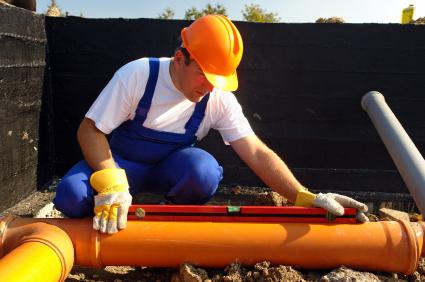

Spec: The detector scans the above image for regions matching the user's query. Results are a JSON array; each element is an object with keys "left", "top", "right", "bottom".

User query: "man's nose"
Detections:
[{"left": 204, "top": 79, "right": 214, "bottom": 92}]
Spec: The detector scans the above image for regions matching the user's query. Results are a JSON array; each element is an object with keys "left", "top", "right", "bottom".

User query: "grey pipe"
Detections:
[{"left": 361, "top": 91, "right": 425, "bottom": 213}]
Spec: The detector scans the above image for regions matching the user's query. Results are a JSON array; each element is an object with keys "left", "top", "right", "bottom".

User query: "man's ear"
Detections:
[{"left": 174, "top": 50, "right": 184, "bottom": 66}]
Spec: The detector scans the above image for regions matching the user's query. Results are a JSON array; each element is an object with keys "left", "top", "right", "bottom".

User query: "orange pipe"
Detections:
[
  {"left": 1, "top": 216, "right": 424, "bottom": 276},
  {"left": 0, "top": 216, "right": 74, "bottom": 282}
]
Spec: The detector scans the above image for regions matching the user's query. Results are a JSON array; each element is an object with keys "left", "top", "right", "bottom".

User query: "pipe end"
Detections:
[{"left": 361, "top": 91, "right": 384, "bottom": 111}]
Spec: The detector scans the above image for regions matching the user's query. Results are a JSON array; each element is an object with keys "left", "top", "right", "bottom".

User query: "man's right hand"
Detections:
[{"left": 90, "top": 168, "right": 132, "bottom": 234}]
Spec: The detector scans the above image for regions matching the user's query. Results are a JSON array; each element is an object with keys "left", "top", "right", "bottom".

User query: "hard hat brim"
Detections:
[{"left": 204, "top": 70, "right": 239, "bottom": 92}]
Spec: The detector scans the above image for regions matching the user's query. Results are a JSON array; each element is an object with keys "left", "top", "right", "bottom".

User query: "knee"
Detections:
[
  {"left": 178, "top": 152, "right": 223, "bottom": 204},
  {"left": 188, "top": 159, "right": 222, "bottom": 191},
  {"left": 54, "top": 165, "right": 94, "bottom": 218}
]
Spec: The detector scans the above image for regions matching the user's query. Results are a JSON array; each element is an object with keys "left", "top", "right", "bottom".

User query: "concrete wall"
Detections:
[
  {"left": 43, "top": 17, "right": 425, "bottom": 195},
  {"left": 0, "top": 4, "right": 45, "bottom": 211}
]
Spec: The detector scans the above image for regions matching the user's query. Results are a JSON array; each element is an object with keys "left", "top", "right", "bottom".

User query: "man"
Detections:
[{"left": 54, "top": 15, "right": 368, "bottom": 234}]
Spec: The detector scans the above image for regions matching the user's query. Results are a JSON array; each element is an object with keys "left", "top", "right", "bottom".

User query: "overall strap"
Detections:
[
  {"left": 135, "top": 58, "right": 160, "bottom": 122},
  {"left": 185, "top": 93, "right": 210, "bottom": 135}
]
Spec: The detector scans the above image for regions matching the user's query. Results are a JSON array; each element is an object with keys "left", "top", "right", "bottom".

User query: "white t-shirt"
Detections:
[{"left": 86, "top": 57, "right": 254, "bottom": 144}]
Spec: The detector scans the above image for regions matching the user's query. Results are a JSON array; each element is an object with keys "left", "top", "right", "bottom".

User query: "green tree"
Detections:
[
  {"left": 158, "top": 7, "right": 175, "bottom": 19},
  {"left": 242, "top": 4, "right": 280, "bottom": 23},
  {"left": 184, "top": 7, "right": 203, "bottom": 20},
  {"left": 184, "top": 3, "right": 228, "bottom": 20},
  {"left": 316, "top": 17, "right": 345, "bottom": 24},
  {"left": 203, "top": 3, "right": 227, "bottom": 16}
]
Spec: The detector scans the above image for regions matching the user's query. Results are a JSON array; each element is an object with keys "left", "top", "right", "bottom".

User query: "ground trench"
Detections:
[{"left": 1, "top": 184, "right": 424, "bottom": 281}]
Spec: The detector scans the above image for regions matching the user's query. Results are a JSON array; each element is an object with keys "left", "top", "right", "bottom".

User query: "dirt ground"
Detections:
[{"left": 2, "top": 184, "right": 425, "bottom": 282}]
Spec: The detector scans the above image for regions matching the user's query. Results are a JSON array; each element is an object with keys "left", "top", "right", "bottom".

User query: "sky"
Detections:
[{"left": 36, "top": 0, "right": 425, "bottom": 23}]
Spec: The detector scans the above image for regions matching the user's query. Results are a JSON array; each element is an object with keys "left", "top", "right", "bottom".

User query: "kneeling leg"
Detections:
[{"left": 145, "top": 147, "right": 223, "bottom": 204}]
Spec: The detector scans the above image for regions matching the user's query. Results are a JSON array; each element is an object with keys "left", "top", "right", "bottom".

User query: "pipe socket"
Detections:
[{"left": 0, "top": 216, "right": 74, "bottom": 282}]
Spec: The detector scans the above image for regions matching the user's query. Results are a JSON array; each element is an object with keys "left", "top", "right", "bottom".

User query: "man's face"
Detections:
[{"left": 174, "top": 51, "right": 214, "bottom": 102}]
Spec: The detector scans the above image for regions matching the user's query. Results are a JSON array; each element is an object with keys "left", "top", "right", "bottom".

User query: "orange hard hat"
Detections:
[{"left": 181, "top": 15, "right": 243, "bottom": 92}]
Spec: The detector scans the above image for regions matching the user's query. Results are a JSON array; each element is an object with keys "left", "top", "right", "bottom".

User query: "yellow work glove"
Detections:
[
  {"left": 295, "top": 189, "right": 369, "bottom": 222},
  {"left": 90, "top": 168, "right": 132, "bottom": 234}
]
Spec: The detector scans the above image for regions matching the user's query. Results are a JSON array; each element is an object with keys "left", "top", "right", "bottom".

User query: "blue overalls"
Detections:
[{"left": 54, "top": 58, "right": 223, "bottom": 218}]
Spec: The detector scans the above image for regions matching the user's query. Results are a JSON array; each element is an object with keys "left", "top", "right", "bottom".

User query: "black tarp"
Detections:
[{"left": 42, "top": 16, "right": 425, "bottom": 194}]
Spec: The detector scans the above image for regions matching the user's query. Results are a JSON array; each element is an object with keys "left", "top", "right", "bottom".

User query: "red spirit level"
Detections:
[{"left": 128, "top": 205, "right": 358, "bottom": 223}]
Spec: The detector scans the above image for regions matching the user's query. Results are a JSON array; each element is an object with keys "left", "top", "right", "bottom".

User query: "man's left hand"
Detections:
[
  {"left": 295, "top": 189, "right": 369, "bottom": 222},
  {"left": 313, "top": 193, "right": 369, "bottom": 222}
]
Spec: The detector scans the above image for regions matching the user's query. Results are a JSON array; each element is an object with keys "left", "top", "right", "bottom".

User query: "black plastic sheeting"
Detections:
[
  {"left": 0, "top": 4, "right": 45, "bottom": 211},
  {"left": 43, "top": 16, "right": 425, "bottom": 194}
]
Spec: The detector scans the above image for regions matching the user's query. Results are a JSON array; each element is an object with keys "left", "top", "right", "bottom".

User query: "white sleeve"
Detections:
[
  {"left": 85, "top": 59, "right": 148, "bottom": 134},
  {"left": 85, "top": 72, "right": 134, "bottom": 134},
  {"left": 213, "top": 92, "right": 255, "bottom": 143}
]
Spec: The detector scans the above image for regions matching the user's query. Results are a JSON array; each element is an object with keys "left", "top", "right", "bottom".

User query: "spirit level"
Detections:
[{"left": 128, "top": 205, "right": 358, "bottom": 223}]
